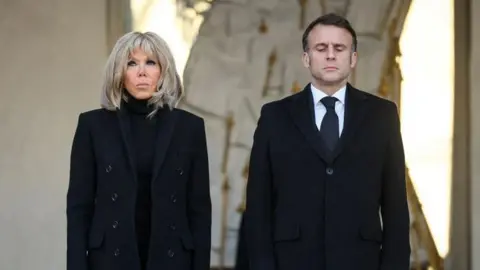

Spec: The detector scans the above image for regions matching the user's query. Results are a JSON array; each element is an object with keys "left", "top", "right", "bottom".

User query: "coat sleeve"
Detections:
[
  {"left": 66, "top": 113, "right": 96, "bottom": 270},
  {"left": 188, "top": 118, "right": 212, "bottom": 270},
  {"left": 245, "top": 104, "right": 275, "bottom": 270},
  {"left": 379, "top": 102, "right": 411, "bottom": 270}
]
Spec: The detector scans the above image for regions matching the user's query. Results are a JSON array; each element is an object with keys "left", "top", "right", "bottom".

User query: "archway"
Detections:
[
  {"left": 399, "top": 0, "right": 454, "bottom": 259},
  {"left": 127, "top": 0, "right": 449, "bottom": 268}
]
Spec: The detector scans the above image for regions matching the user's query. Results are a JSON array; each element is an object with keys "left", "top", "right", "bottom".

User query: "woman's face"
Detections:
[{"left": 123, "top": 48, "right": 161, "bottom": 100}]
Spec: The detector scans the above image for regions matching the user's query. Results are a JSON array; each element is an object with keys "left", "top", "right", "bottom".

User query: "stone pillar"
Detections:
[
  {"left": 471, "top": 1, "right": 480, "bottom": 268},
  {"left": 449, "top": 0, "right": 472, "bottom": 269},
  {"left": 454, "top": 0, "right": 480, "bottom": 269},
  {"left": 470, "top": 0, "right": 480, "bottom": 268},
  {"left": 0, "top": 1, "right": 109, "bottom": 270}
]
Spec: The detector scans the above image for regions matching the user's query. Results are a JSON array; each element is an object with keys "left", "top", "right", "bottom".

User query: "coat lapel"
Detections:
[
  {"left": 151, "top": 108, "right": 177, "bottom": 183},
  {"left": 117, "top": 106, "right": 178, "bottom": 184},
  {"left": 289, "top": 84, "right": 331, "bottom": 163},
  {"left": 331, "top": 83, "right": 368, "bottom": 161}
]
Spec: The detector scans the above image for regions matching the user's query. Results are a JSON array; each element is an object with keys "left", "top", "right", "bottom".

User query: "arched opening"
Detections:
[
  {"left": 399, "top": 0, "right": 454, "bottom": 258},
  {"left": 126, "top": 0, "right": 455, "bottom": 266}
]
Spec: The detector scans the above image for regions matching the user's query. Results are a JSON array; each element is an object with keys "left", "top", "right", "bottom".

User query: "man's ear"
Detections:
[
  {"left": 302, "top": 52, "right": 310, "bottom": 68},
  {"left": 350, "top": 51, "right": 358, "bottom": 68}
]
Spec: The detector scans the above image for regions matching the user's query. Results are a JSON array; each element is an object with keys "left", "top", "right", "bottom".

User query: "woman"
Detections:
[{"left": 66, "top": 31, "right": 211, "bottom": 270}]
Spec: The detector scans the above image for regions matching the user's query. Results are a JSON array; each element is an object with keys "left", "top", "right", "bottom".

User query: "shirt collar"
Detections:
[{"left": 310, "top": 83, "right": 347, "bottom": 106}]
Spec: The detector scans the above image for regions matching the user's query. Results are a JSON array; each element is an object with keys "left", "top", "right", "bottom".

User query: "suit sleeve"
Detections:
[
  {"left": 66, "top": 113, "right": 96, "bottom": 270},
  {"left": 380, "top": 103, "right": 411, "bottom": 270},
  {"left": 245, "top": 105, "right": 275, "bottom": 270},
  {"left": 188, "top": 118, "right": 212, "bottom": 270}
]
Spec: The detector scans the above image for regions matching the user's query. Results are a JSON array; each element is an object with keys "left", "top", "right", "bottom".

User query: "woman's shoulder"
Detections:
[
  {"left": 172, "top": 108, "right": 204, "bottom": 126},
  {"left": 79, "top": 108, "right": 115, "bottom": 118},
  {"left": 76, "top": 108, "right": 116, "bottom": 127}
]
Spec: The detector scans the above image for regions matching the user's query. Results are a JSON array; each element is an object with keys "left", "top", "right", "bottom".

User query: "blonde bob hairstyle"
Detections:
[{"left": 100, "top": 31, "right": 183, "bottom": 115}]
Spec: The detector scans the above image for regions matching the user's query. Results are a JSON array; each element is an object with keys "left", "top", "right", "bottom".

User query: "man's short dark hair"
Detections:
[{"left": 302, "top": 13, "right": 357, "bottom": 52}]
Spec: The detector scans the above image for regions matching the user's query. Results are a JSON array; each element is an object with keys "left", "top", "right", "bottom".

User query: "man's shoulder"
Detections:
[
  {"left": 260, "top": 91, "right": 303, "bottom": 115},
  {"left": 353, "top": 87, "right": 398, "bottom": 112}
]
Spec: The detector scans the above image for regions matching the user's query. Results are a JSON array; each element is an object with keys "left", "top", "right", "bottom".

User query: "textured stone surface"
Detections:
[
  {"left": 0, "top": 1, "right": 108, "bottom": 270},
  {"left": 181, "top": 0, "right": 411, "bottom": 266}
]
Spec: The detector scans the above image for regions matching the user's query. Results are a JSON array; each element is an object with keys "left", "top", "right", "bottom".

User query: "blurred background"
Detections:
[{"left": 0, "top": 0, "right": 477, "bottom": 269}]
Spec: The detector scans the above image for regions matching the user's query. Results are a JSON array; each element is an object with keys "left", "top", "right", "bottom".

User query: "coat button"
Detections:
[
  {"left": 176, "top": 168, "right": 184, "bottom": 175},
  {"left": 114, "top": 248, "right": 120, "bottom": 256},
  {"left": 167, "top": 249, "right": 175, "bottom": 258},
  {"left": 326, "top": 168, "right": 334, "bottom": 175},
  {"left": 170, "top": 194, "right": 177, "bottom": 203},
  {"left": 106, "top": 165, "right": 112, "bottom": 173},
  {"left": 169, "top": 224, "right": 176, "bottom": 231},
  {"left": 111, "top": 193, "right": 118, "bottom": 202},
  {"left": 112, "top": 220, "right": 119, "bottom": 229}
]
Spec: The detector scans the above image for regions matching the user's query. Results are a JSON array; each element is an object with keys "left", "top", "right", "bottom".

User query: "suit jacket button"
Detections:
[
  {"left": 326, "top": 168, "right": 334, "bottom": 175},
  {"left": 114, "top": 248, "right": 120, "bottom": 256},
  {"left": 176, "top": 168, "right": 184, "bottom": 175},
  {"left": 169, "top": 224, "right": 176, "bottom": 231},
  {"left": 170, "top": 194, "right": 177, "bottom": 203},
  {"left": 111, "top": 193, "right": 118, "bottom": 202},
  {"left": 112, "top": 220, "right": 119, "bottom": 229},
  {"left": 106, "top": 165, "right": 112, "bottom": 173},
  {"left": 167, "top": 249, "right": 175, "bottom": 258}
]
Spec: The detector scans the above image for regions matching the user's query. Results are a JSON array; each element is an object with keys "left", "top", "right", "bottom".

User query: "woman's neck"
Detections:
[{"left": 123, "top": 91, "right": 153, "bottom": 115}]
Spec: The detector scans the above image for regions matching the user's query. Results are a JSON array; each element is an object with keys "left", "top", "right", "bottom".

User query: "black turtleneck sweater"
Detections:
[{"left": 123, "top": 93, "right": 157, "bottom": 268}]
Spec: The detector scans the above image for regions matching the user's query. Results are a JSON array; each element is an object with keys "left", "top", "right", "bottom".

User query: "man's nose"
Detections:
[{"left": 326, "top": 46, "right": 336, "bottom": 60}]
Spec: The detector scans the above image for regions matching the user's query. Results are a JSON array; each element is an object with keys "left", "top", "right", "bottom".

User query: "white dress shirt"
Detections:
[{"left": 311, "top": 84, "right": 346, "bottom": 136}]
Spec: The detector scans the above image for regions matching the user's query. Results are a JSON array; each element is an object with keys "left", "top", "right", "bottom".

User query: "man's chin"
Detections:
[{"left": 320, "top": 77, "right": 345, "bottom": 85}]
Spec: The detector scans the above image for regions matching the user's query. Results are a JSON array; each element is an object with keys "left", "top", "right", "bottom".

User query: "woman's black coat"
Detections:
[{"left": 66, "top": 107, "right": 211, "bottom": 270}]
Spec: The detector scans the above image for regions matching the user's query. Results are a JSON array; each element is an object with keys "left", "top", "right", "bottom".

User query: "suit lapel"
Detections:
[
  {"left": 151, "top": 108, "right": 177, "bottom": 183},
  {"left": 289, "top": 83, "right": 368, "bottom": 164},
  {"left": 117, "top": 107, "right": 137, "bottom": 183},
  {"left": 289, "top": 84, "right": 331, "bottom": 163},
  {"left": 331, "top": 83, "right": 368, "bottom": 161}
]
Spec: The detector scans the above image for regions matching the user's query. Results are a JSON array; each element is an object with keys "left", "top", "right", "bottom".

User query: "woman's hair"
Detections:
[{"left": 100, "top": 31, "right": 183, "bottom": 115}]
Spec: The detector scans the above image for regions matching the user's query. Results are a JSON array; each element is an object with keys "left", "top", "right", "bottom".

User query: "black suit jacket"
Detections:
[
  {"left": 245, "top": 84, "right": 410, "bottom": 270},
  {"left": 66, "top": 107, "right": 211, "bottom": 270}
]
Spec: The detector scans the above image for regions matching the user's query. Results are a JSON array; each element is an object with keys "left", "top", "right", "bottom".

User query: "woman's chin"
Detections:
[{"left": 130, "top": 90, "right": 154, "bottom": 100}]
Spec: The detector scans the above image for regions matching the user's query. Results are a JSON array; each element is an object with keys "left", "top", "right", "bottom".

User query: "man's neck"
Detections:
[{"left": 311, "top": 80, "right": 347, "bottom": 96}]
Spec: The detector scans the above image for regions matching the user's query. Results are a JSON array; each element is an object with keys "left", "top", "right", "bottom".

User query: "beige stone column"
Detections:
[
  {"left": 447, "top": 0, "right": 480, "bottom": 268},
  {"left": 0, "top": 1, "right": 109, "bottom": 269},
  {"left": 470, "top": 0, "right": 480, "bottom": 268}
]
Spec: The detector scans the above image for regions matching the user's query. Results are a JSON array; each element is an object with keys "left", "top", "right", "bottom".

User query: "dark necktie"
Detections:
[{"left": 319, "top": 96, "right": 339, "bottom": 151}]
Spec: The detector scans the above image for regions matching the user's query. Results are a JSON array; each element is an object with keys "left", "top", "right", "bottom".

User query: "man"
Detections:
[{"left": 245, "top": 13, "right": 410, "bottom": 270}]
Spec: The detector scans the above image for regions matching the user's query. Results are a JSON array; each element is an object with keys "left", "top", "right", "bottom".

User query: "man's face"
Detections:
[{"left": 302, "top": 24, "right": 357, "bottom": 87}]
